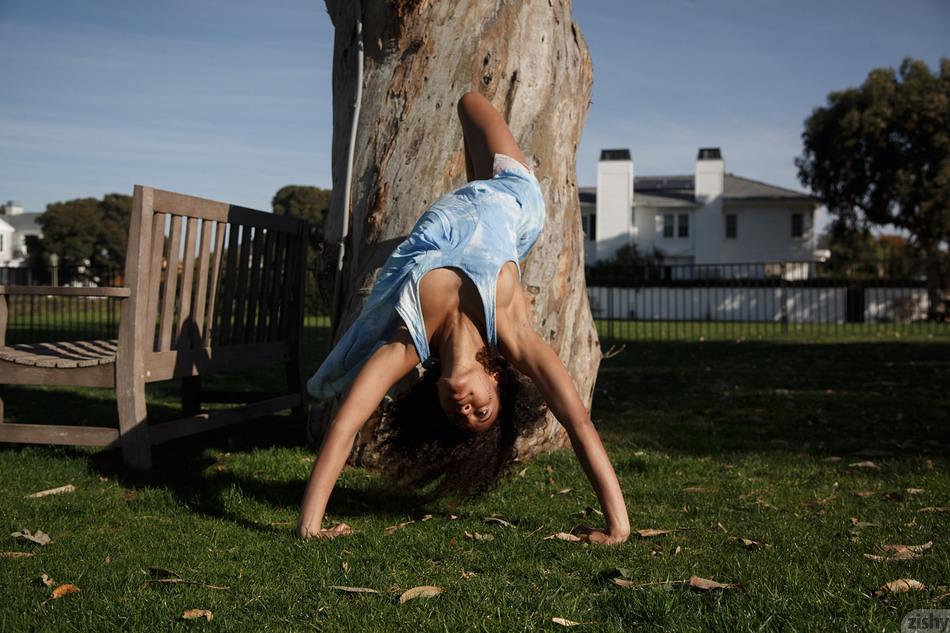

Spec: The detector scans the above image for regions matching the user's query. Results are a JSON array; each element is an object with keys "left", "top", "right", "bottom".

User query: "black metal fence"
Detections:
[
  {"left": 586, "top": 258, "right": 949, "bottom": 341},
  {"left": 3, "top": 258, "right": 948, "bottom": 348}
]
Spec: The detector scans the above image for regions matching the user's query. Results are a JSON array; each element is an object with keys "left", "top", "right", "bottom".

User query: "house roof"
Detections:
[
  {"left": 579, "top": 174, "right": 817, "bottom": 207},
  {"left": 2, "top": 212, "right": 42, "bottom": 233}
]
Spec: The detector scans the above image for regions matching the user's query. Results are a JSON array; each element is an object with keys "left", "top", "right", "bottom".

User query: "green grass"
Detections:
[{"left": 1, "top": 330, "right": 949, "bottom": 631}]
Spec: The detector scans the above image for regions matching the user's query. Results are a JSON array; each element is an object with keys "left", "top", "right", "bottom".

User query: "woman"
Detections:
[{"left": 298, "top": 91, "right": 630, "bottom": 545}]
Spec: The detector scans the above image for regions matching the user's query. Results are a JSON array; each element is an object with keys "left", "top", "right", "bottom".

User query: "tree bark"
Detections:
[{"left": 322, "top": 0, "right": 600, "bottom": 469}]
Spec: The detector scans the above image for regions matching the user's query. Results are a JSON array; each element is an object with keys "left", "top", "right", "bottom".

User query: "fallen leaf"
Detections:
[
  {"left": 674, "top": 545, "right": 682, "bottom": 555},
  {"left": 145, "top": 567, "right": 229, "bottom": 591},
  {"left": 10, "top": 529, "right": 51, "bottom": 546},
  {"left": 420, "top": 514, "right": 433, "bottom": 522},
  {"left": 865, "top": 541, "right": 933, "bottom": 561},
  {"left": 384, "top": 521, "right": 414, "bottom": 534},
  {"left": 103, "top": 556, "right": 111, "bottom": 566},
  {"left": 918, "top": 507, "right": 949, "bottom": 513},
  {"left": 683, "top": 486, "right": 715, "bottom": 493},
  {"left": 26, "top": 485, "right": 75, "bottom": 499},
  {"left": 608, "top": 567, "right": 636, "bottom": 579},
  {"left": 342, "top": 561, "right": 350, "bottom": 573},
  {"left": 552, "top": 617, "right": 581, "bottom": 626},
  {"left": 874, "top": 578, "right": 926, "bottom": 598},
  {"left": 636, "top": 528, "right": 671, "bottom": 538},
  {"left": 483, "top": 517, "right": 514, "bottom": 528},
  {"left": 821, "top": 456, "right": 842, "bottom": 463},
  {"left": 689, "top": 575, "right": 736, "bottom": 591},
  {"left": 460, "top": 570, "right": 477, "bottom": 580},
  {"left": 906, "top": 488, "right": 925, "bottom": 495},
  {"left": 543, "top": 532, "right": 581, "bottom": 542},
  {"left": 315, "top": 523, "right": 354, "bottom": 539},
  {"left": 848, "top": 461, "right": 880, "bottom": 470},
  {"left": 464, "top": 532, "right": 494, "bottom": 542},
  {"left": 573, "top": 506, "right": 604, "bottom": 518},
  {"left": 40, "top": 574, "right": 55, "bottom": 587},
  {"left": 556, "top": 488, "right": 573, "bottom": 495},
  {"left": 182, "top": 609, "right": 213, "bottom": 621},
  {"left": 48, "top": 584, "right": 80, "bottom": 600},
  {"left": 716, "top": 522, "right": 728, "bottom": 533},
  {"left": 851, "top": 490, "right": 875, "bottom": 498},
  {"left": 449, "top": 515, "right": 459, "bottom": 521},
  {"left": 399, "top": 585, "right": 442, "bottom": 604},
  {"left": 732, "top": 537, "right": 770, "bottom": 551},
  {"left": 611, "top": 577, "right": 637, "bottom": 588},
  {"left": 0, "top": 551, "right": 34, "bottom": 559},
  {"left": 330, "top": 585, "right": 379, "bottom": 594}
]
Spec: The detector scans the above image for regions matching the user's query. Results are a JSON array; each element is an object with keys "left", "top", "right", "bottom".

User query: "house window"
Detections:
[
  {"left": 791, "top": 212, "right": 804, "bottom": 238},
  {"left": 663, "top": 213, "right": 674, "bottom": 238},
  {"left": 725, "top": 213, "right": 737, "bottom": 239},
  {"left": 677, "top": 213, "right": 689, "bottom": 238},
  {"left": 581, "top": 214, "right": 596, "bottom": 240}
]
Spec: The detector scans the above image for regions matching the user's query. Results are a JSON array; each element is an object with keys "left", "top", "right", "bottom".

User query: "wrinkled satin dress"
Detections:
[{"left": 306, "top": 153, "right": 546, "bottom": 399}]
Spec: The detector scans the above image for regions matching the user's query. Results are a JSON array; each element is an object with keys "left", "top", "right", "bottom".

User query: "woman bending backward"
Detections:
[{"left": 298, "top": 91, "right": 630, "bottom": 545}]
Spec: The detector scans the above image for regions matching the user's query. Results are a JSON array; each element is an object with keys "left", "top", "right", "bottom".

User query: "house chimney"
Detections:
[
  {"left": 694, "top": 147, "right": 724, "bottom": 202},
  {"left": 596, "top": 148, "right": 634, "bottom": 262}
]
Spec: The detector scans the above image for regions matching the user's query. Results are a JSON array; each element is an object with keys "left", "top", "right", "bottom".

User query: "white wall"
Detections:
[
  {"left": 595, "top": 158, "right": 633, "bottom": 261},
  {"left": 720, "top": 202, "right": 815, "bottom": 263},
  {"left": 587, "top": 286, "right": 929, "bottom": 323}
]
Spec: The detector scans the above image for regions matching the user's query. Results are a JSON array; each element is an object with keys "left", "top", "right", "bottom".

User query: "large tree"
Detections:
[
  {"left": 796, "top": 57, "right": 950, "bottom": 318},
  {"left": 31, "top": 194, "right": 131, "bottom": 284},
  {"left": 320, "top": 0, "right": 599, "bottom": 474},
  {"left": 273, "top": 184, "right": 332, "bottom": 313}
]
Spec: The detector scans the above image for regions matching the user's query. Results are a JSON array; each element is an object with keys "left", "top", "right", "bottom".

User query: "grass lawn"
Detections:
[{"left": 1, "top": 329, "right": 948, "bottom": 631}]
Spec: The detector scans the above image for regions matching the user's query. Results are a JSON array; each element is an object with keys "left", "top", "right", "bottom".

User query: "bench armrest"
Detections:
[{"left": 0, "top": 285, "right": 132, "bottom": 298}]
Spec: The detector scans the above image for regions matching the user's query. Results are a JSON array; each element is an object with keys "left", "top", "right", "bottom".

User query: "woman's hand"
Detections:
[{"left": 571, "top": 524, "right": 630, "bottom": 545}]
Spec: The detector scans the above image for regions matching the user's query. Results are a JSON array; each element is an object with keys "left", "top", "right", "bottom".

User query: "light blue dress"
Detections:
[{"left": 307, "top": 153, "right": 546, "bottom": 399}]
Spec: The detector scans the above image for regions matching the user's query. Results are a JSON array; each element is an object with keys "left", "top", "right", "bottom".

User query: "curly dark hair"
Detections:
[{"left": 381, "top": 346, "right": 547, "bottom": 499}]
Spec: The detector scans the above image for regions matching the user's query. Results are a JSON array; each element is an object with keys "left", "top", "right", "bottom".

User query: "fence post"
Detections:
[{"left": 780, "top": 262, "right": 788, "bottom": 336}]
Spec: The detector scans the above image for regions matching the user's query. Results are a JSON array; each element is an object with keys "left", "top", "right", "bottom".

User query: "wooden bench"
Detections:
[{"left": 0, "top": 185, "right": 308, "bottom": 469}]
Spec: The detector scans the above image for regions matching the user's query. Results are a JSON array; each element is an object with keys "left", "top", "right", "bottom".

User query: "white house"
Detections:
[
  {"left": 0, "top": 200, "right": 43, "bottom": 266},
  {"left": 580, "top": 148, "right": 823, "bottom": 277}
]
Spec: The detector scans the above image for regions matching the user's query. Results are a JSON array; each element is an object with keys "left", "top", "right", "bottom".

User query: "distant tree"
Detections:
[
  {"left": 820, "top": 225, "right": 918, "bottom": 278},
  {"left": 272, "top": 185, "right": 331, "bottom": 314},
  {"left": 796, "top": 57, "right": 950, "bottom": 318}
]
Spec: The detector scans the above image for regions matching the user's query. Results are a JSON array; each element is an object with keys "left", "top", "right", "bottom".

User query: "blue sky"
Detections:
[{"left": 1, "top": 0, "right": 948, "bottom": 234}]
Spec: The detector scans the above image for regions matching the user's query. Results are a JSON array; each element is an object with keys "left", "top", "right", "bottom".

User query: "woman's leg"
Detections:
[{"left": 457, "top": 91, "right": 528, "bottom": 181}]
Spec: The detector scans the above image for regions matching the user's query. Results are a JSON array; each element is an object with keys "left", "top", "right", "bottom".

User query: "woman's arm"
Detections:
[
  {"left": 499, "top": 300, "right": 630, "bottom": 544},
  {"left": 297, "top": 332, "right": 419, "bottom": 539}
]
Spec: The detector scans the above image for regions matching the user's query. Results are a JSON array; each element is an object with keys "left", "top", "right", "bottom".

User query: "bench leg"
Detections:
[
  {"left": 116, "top": 375, "right": 152, "bottom": 470},
  {"left": 181, "top": 375, "right": 202, "bottom": 416},
  {"left": 285, "top": 357, "right": 308, "bottom": 422}
]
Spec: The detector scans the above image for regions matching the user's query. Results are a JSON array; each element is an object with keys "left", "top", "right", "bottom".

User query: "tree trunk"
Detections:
[{"left": 321, "top": 0, "right": 600, "bottom": 470}]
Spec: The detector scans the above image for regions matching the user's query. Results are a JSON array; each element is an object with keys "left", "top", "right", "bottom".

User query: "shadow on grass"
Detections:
[
  {"left": 2, "top": 337, "right": 948, "bottom": 529},
  {"left": 594, "top": 340, "right": 950, "bottom": 459}
]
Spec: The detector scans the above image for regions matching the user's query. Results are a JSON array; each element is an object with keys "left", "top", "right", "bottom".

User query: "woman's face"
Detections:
[{"left": 436, "top": 365, "right": 499, "bottom": 433}]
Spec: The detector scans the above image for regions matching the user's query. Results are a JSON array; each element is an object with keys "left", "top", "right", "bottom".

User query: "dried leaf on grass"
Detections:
[
  {"left": 873, "top": 578, "right": 926, "bottom": 598},
  {"left": 483, "top": 517, "right": 514, "bottom": 528},
  {"left": 851, "top": 490, "right": 876, "bottom": 498},
  {"left": 398, "top": 585, "right": 442, "bottom": 604},
  {"left": 611, "top": 575, "right": 736, "bottom": 591},
  {"left": 40, "top": 574, "right": 55, "bottom": 587},
  {"left": 918, "top": 507, "right": 950, "bottom": 513},
  {"left": 683, "top": 486, "right": 715, "bottom": 493},
  {"left": 543, "top": 532, "right": 581, "bottom": 542},
  {"left": 573, "top": 507, "right": 604, "bottom": 519},
  {"left": 182, "top": 609, "right": 213, "bottom": 621},
  {"left": 0, "top": 551, "right": 34, "bottom": 559},
  {"left": 464, "top": 532, "right": 495, "bottom": 542},
  {"left": 848, "top": 461, "right": 880, "bottom": 470},
  {"left": 330, "top": 585, "right": 379, "bottom": 594},
  {"left": 731, "top": 537, "right": 771, "bottom": 551},
  {"left": 314, "top": 523, "right": 354, "bottom": 539},
  {"left": 636, "top": 528, "right": 672, "bottom": 538},
  {"left": 10, "top": 529, "right": 51, "bottom": 546},
  {"left": 864, "top": 541, "right": 933, "bottom": 562},
  {"left": 384, "top": 521, "right": 414, "bottom": 534},
  {"left": 26, "top": 485, "right": 75, "bottom": 499},
  {"left": 146, "top": 567, "right": 229, "bottom": 591},
  {"left": 689, "top": 575, "right": 736, "bottom": 591},
  {"left": 552, "top": 617, "right": 581, "bottom": 626},
  {"left": 47, "top": 584, "right": 80, "bottom": 601}
]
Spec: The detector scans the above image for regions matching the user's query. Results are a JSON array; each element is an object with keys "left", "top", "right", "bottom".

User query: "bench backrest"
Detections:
[{"left": 120, "top": 186, "right": 307, "bottom": 382}]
